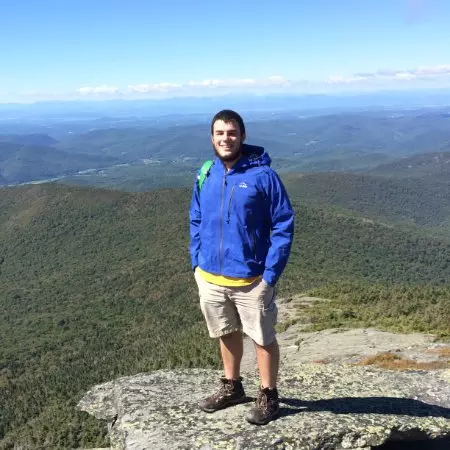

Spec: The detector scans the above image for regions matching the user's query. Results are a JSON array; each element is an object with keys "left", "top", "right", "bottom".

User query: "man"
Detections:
[{"left": 190, "top": 109, "right": 294, "bottom": 425}]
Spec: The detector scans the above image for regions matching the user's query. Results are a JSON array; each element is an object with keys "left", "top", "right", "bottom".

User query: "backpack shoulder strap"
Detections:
[{"left": 197, "top": 160, "right": 213, "bottom": 191}]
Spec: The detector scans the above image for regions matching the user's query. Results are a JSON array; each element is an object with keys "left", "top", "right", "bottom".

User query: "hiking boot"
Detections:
[
  {"left": 199, "top": 377, "right": 246, "bottom": 413},
  {"left": 246, "top": 387, "right": 280, "bottom": 425}
]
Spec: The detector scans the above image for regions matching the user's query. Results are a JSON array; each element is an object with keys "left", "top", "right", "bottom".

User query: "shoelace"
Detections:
[
  {"left": 214, "top": 381, "right": 233, "bottom": 399},
  {"left": 256, "top": 392, "right": 268, "bottom": 411}
]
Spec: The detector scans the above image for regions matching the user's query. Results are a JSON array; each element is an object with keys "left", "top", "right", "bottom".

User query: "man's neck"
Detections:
[{"left": 223, "top": 153, "right": 242, "bottom": 171}]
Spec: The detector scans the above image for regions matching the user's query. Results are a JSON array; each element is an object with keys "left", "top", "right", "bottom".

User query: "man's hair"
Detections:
[{"left": 210, "top": 110, "right": 246, "bottom": 136}]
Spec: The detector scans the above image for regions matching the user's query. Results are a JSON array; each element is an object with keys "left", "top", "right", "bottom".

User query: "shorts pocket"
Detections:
[{"left": 258, "top": 279, "right": 274, "bottom": 307}]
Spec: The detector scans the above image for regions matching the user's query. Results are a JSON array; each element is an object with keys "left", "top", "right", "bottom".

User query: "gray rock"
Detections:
[
  {"left": 79, "top": 298, "right": 450, "bottom": 449},
  {"left": 78, "top": 364, "right": 450, "bottom": 450}
]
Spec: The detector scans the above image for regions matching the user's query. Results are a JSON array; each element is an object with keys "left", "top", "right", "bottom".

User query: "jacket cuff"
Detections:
[{"left": 263, "top": 269, "right": 277, "bottom": 287}]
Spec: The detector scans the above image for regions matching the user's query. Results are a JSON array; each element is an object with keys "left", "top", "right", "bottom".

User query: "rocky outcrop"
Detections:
[
  {"left": 79, "top": 296, "right": 450, "bottom": 449},
  {"left": 79, "top": 363, "right": 450, "bottom": 449}
]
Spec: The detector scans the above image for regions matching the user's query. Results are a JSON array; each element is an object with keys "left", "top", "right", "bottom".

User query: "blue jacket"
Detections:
[{"left": 189, "top": 144, "right": 294, "bottom": 286}]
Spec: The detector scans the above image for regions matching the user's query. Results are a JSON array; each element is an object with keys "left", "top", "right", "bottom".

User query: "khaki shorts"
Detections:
[{"left": 194, "top": 270, "right": 278, "bottom": 346}]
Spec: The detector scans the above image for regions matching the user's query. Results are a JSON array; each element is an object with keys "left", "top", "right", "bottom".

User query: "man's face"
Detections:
[{"left": 211, "top": 119, "right": 245, "bottom": 164}]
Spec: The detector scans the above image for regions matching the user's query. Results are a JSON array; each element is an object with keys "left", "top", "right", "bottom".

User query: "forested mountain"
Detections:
[
  {"left": 367, "top": 151, "right": 450, "bottom": 180},
  {"left": 0, "top": 133, "right": 58, "bottom": 147},
  {"left": 284, "top": 172, "right": 450, "bottom": 232},
  {"left": 58, "top": 152, "right": 450, "bottom": 239},
  {"left": 0, "top": 183, "right": 449, "bottom": 447},
  {"left": 0, "top": 142, "right": 120, "bottom": 184},
  {"left": 57, "top": 127, "right": 208, "bottom": 159}
]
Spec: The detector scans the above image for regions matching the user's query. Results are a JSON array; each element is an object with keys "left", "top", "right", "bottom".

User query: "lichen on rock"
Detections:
[{"left": 78, "top": 364, "right": 450, "bottom": 450}]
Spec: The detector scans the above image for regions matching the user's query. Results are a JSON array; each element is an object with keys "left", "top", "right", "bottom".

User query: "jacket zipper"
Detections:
[
  {"left": 219, "top": 173, "right": 226, "bottom": 273},
  {"left": 252, "top": 229, "right": 257, "bottom": 260},
  {"left": 226, "top": 184, "right": 236, "bottom": 224}
]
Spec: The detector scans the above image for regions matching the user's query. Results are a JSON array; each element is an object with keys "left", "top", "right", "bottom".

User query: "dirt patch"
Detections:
[
  {"left": 428, "top": 347, "right": 450, "bottom": 357},
  {"left": 358, "top": 352, "right": 450, "bottom": 371}
]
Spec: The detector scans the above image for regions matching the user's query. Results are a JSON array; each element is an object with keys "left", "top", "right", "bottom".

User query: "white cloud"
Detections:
[
  {"left": 127, "top": 76, "right": 291, "bottom": 93},
  {"left": 184, "top": 76, "right": 291, "bottom": 89},
  {"left": 128, "top": 82, "right": 182, "bottom": 93},
  {"left": 327, "top": 65, "right": 450, "bottom": 85},
  {"left": 393, "top": 72, "right": 417, "bottom": 81},
  {"left": 79, "top": 79, "right": 271, "bottom": 97},
  {"left": 325, "top": 75, "right": 368, "bottom": 84},
  {"left": 413, "top": 64, "right": 450, "bottom": 76},
  {"left": 5, "top": 63, "right": 450, "bottom": 104},
  {"left": 187, "top": 78, "right": 257, "bottom": 88},
  {"left": 266, "top": 75, "right": 290, "bottom": 85},
  {"left": 42, "top": 64, "right": 450, "bottom": 103},
  {"left": 76, "top": 85, "right": 120, "bottom": 95}
]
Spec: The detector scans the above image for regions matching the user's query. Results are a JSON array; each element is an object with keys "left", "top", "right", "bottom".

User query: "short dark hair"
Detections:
[{"left": 211, "top": 109, "right": 246, "bottom": 136}]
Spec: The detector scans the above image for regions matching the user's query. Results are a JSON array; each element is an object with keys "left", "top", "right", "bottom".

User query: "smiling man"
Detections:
[
  {"left": 190, "top": 109, "right": 294, "bottom": 425},
  {"left": 211, "top": 117, "right": 242, "bottom": 164}
]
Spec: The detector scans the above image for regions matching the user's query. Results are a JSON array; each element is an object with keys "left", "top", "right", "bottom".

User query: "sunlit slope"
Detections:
[
  {"left": 284, "top": 172, "right": 450, "bottom": 231},
  {"left": 0, "top": 182, "right": 449, "bottom": 447},
  {"left": 368, "top": 151, "right": 450, "bottom": 180}
]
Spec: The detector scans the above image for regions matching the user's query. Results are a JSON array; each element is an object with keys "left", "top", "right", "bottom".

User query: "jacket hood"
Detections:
[{"left": 214, "top": 143, "right": 271, "bottom": 171}]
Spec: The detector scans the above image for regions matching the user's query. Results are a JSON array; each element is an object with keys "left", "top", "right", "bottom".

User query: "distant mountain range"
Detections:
[
  {"left": 1, "top": 107, "right": 450, "bottom": 186},
  {"left": 0, "top": 133, "right": 58, "bottom": 147},
  {"left": 1, "top": 88, "right": 450, "bottom": 120},
  {"left": 0, "top": 141, "right": 119, "bottom": 185}
]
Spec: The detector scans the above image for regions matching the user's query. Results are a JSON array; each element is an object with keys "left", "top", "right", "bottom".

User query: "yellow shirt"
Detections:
[{"left": 196, "top": 267, "right": 261, "bottom": 287}]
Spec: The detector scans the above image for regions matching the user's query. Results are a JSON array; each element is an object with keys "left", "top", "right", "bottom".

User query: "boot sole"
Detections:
[
  {"left": 246, "top": 406, "right": 280, "bottom": 425},
  {"left": 199, "top": 395, "right": 247, "bottom": 413}
]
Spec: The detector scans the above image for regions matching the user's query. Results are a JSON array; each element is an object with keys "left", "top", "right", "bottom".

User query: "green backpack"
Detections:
[{"left": 197, "top": 160, "right": 213, "bottom": 192}]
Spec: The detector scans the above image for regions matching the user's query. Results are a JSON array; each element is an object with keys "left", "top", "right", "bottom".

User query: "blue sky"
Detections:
[{"left": 1, "top": 0, "right": 450, "bottom": 103}]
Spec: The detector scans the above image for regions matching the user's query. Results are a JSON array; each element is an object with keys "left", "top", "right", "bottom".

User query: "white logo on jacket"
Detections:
[{"left": 239, "top": 181, "right": 248, "bottom": 188}]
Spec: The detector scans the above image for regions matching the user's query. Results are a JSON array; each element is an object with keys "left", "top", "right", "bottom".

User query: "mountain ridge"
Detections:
[{"left": 1, "top": 182, "right": 449, "bottom": 447}]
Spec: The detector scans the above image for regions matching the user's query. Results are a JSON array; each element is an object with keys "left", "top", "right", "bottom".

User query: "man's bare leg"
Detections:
[
  {"left": 246, "top": 338, "right": 280, "bottom": 424},
  {"left": 199, "top": 331, "right": 246, "bottom": 412},
  {"left": 254, "top": 338, "right": 279, "bottom": 388},
  {"left": 220, "top": 331, "right": 243, "bottom": 379}
]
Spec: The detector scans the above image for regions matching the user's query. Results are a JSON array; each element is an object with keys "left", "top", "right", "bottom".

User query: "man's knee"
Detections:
[
  {"left": 220, "top": 330, "right": 243, "bottom": 341},
  {"left": 253, "top": 336, "right": 278, "bottom": 350}
]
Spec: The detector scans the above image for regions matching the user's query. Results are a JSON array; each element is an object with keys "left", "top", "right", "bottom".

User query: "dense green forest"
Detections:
[
  {"left": 284, "top": 172, "right": 450, "bottom": 233},
  {"left": 0, "top": 183, "right": 449, "bottom": 448},
  {"left": 0, "top": 185, "right": 218, "bottom": 448},
  {"left": 60, "top": 160, "right": 198, "bottom": 192},
  {"left": 368, "top": 151, "right": 450, "bottom": 180},
  {"left": 306, "top": 282, "right": 450, "bottom": 338}
]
